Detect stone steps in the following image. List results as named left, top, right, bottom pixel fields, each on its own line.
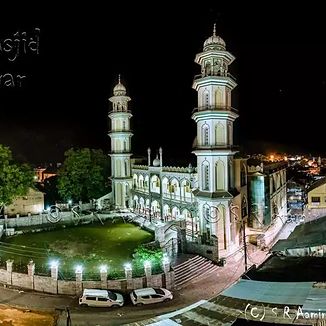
left=173, top=255, right=219, bottom=289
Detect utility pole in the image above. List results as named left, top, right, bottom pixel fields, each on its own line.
left=231, top=203, right=248, bottom=272
left=243, top=216, right=248, bottom=272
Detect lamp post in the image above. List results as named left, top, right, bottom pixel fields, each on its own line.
left=242, top=216, right=248, bottom=272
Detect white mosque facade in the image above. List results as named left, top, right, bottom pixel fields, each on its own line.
left=108, top=27, right=249, bottom=262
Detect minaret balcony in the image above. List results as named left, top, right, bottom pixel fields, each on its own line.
left=192, top=106, right=238, bottom=114
left=109, top=150, right=132, bottom=154
left=193, top=72, right=237, bottom=82
left=108, top=130, right=133, bottom=135
left=192, top=144, right=239, bottom=151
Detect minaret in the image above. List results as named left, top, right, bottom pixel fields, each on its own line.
left=192, top=25, right=239, bottom=254
left=108, top=76, right=133, bottom=208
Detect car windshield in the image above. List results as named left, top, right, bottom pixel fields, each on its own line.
left=154, top=288, right=165, bottom=295
left=107, top=291, right=117, bottom=300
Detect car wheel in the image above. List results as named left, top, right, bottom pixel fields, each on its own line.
left=112, top=304, right=120, bottom=308
left=136, top=303, right=143, bottom=306
left=80, top=303, right=88, bottom=307
left=163, top=298, right=171, bottom=302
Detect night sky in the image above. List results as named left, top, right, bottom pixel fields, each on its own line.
left=1, top=4, right=326, bottom=165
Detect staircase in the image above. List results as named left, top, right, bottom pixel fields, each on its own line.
left=173, top=255, right=219, bottom=289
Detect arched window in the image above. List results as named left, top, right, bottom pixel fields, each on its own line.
left=215, top=160, right=225, bottom=190
left=240, top=164, right=247, bottom=186
left=202, top=163, right=209, bottom=191
left=202, top=124, right=209, bottom=146
left=204, top=91, right=209, bottom=108
left=123, top=140, right=127, bottom=151
left=124, top=160, right=129, bottom=176
left=122, top=121, right=126, bottom=130
left=215, top=87, right=223, bottom=107
left=215, top=122, right=225, bottom=145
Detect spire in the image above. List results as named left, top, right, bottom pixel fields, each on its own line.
left=213, top=23, right=216, bottom=37
left=118, top=74, right=121, bottom=84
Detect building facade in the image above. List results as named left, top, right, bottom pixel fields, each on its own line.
left=4, top=187, right=44, bottom=216
left=247, top=159, right=287, bottom=246
left=108, top=27, right=249, bottom=261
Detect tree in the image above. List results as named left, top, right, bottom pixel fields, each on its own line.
left=0, top=145, right=34, bottom=215
left=57, top=148, right=110, bottom=203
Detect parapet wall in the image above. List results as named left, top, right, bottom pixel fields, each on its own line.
left=0, top=262, right=174, bottom=295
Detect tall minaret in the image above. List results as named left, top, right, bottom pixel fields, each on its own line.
left=108, top=76, right=133, bottom=208
left=192, top=25, right=239, bottom=254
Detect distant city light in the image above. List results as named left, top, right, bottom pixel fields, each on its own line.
left=68, top=199, right=72, bottom=205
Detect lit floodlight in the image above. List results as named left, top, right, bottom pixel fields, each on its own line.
left=75, top=265, right=83, bottom=273
left=49, top=260, right=59, bottom=269
left=124, top=263, right=132, bottom=270
left=143, top=260, right=151, bottom=268
left=68, top=199, right=72, bottom=205
left=99, top=265, right=107, bottom=273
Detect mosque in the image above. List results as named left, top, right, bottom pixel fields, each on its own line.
left=107, top=26, right=252, bottom=262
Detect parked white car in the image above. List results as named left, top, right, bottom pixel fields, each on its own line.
left=130, top=287, right=173, bottom=306
left=79, top=289, right=124, bottom=307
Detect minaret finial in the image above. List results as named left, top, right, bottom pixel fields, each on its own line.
left=213, top=23, right=216, bottom=37
left=118, top=74, right=121, bottom=84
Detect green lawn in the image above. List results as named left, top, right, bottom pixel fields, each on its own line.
left=0, top=219, right=154, bottom=278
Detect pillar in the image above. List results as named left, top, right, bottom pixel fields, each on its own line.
left=6, top=259, right=13, bottom=285
left=144, top=261, right=152, bottom=278
left=51, top=265, right=58, bottom=280
left=147, top=147, right=151, bottom=167
left=159, top=147, right=163, bottom=167
left=100, top=270, right=108, bottom=289
left=27, top=260, right=35, bottom=277
left=27, top=260, right=35, bottom=290
left=124, top=264, right=133, bottom=290
left=75, top=267, right=83, bottom=295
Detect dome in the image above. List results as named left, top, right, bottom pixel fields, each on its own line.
left=113, top=75, right=126, bottom=96
left=153, top=155, right=160, bottom=167
left=203, top=24, right=226, bottom=51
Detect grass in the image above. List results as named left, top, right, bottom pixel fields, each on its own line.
left=0, top=219, right=154, bottom=278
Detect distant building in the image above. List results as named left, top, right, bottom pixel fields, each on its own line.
left=247, top=159, right=288, bottom=246
left=4, top=187, right=44, bottom=216
left=307, top=178, right=326, bottom=210
left=287, top=180, right=304, bottom=211
left=34, top=163, right=61, bottom=183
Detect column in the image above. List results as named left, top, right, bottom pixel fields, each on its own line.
left=27, top=260, right=35, bottom=290
left=100, top=265, right=108, bottom=289
left=6, top=259, right=13, bottom=285
left=75, top=266, right=83, bottom=295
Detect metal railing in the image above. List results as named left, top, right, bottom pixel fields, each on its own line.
left=192, top=105, right=238, bottom=114
left=193, top=144, right=240, bottom=151
left=193, top=72, right=237, bottom=82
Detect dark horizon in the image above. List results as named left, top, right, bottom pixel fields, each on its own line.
left=1, top=4, right=326, bottom=164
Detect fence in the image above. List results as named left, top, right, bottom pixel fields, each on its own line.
left=0, top=260, right=174, bottom=295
